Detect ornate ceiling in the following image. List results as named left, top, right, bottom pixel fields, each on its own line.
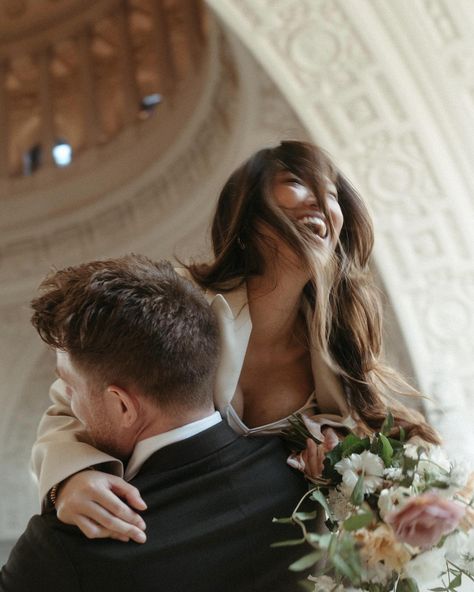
left=0, top=0, right=206, bottom=177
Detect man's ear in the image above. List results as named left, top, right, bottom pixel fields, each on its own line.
left=104, top=385, right=139, bottom=428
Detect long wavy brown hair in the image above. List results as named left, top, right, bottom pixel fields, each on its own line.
left=187, top=140, right=439, bottom=443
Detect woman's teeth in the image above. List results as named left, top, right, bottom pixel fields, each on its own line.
left=299, top=216, right=328, bottom=238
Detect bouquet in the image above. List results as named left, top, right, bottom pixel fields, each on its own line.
left=275, top=413, right=474, bottom=592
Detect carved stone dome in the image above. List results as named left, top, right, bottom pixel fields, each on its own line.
left=0, top=0, right=207, bottom=178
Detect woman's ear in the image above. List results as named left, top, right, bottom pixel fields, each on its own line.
left=104, top=385, right=139, bottom=428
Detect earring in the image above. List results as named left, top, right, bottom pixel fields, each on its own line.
left=237, top=236, right=246, bottom=250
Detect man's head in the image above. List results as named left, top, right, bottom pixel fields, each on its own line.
left=31, top=255, right=220, bottom=460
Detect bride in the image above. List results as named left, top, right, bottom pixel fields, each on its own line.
left=32, top=140, right=439, bottom=542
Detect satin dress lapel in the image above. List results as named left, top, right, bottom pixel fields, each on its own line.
left=208, top=284, right=252, bottom=411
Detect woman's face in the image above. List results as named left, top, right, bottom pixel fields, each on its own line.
left=271, top=170, right=344, bottom=248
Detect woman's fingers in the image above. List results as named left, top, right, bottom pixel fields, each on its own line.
left=81, top=500, right=147, bottom=543
left=55, top=470, right=147, bottom=543
left=304, top=438, right=323, bottom=479
left=74, top=516, right=130, bottom=542
left=92, top=484, right=147, bottom=530
left=108, top=476, right=147, bottom=511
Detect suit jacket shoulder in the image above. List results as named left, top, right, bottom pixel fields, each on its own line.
left=2, top=423, right=308, bottom=592
left=0, top=514, right=81, bottom=592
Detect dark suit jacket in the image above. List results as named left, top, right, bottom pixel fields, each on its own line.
left=0, top=422, right=310, bottom=592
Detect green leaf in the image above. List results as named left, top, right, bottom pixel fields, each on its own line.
left=307, top=532, right=332, bottom=548
left=331, top=553, right=359, bottom=581
left=343, top=510, right=373, bottom=531
left=310, top=489, right=334, bottom=520
left=388, top=437, right=404, bottom=451
left=341, top=435, right=370, bottom=457
left=272, top=516, right=293, bottom=524
left=378, top=433, right=394, bottom=466
left=293, top=510, right=317, bottom=521
left=271, top=537, right=305, bottom=548
left=288, top=551, right=323, bottom=572
left=325, top=443, right=343, bottom=466
left=397, top=578, right=420, bottom=592
left=297, top=581, right=314, bottom=592
left=449, top=573, right=462, bottom=589
left=350, top=473, right=365, bottom=506
left=429, top=588, right=448, bottom=592
left=399, top=426, right=406, bottom=442
left=381, top=412, right=394, bottom=436
left=402, top=454, right=418, bottom=475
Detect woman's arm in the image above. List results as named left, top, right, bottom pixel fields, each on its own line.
left=32, top=379, right=122, bottom=500
left=32, top=379, right=147, bottom=542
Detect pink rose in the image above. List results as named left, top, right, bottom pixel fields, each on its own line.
left=287, top=428, right=339, bottom=480
left=386, top=492, right=465, bottom=549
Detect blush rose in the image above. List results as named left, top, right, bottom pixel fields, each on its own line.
left=386, top=492, right=465, bottom=549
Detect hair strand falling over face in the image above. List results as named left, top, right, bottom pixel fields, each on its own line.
left=186, top=141, right=439, bottom=444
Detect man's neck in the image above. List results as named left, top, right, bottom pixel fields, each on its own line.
left=135, top=404, right=217, bottom=444
left=123, top=405, right=220, bottom=481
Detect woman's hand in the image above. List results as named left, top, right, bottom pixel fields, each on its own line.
left=287, top=429, right=340, bottom=481
left=55, top=470, right=148, bottom=543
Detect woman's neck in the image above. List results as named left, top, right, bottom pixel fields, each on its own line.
left=246, top=266, right=309, bottom=349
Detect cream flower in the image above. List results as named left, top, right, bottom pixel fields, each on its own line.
left=335, top=451, right=384, bottom=495
left=308, top=575, right=344, bottom=592
left=378, top=486, right=413, bottom=520
left=355, top=524, right=412, bottom=572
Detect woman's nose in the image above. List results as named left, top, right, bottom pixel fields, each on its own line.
left=303, top=189, right=318, bottom=207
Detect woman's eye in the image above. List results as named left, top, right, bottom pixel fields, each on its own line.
left=285, top=177, right=302, bottom=186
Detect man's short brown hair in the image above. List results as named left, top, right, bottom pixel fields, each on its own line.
left=31, top=255, right=219, bottom=410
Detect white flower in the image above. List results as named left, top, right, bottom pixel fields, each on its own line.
left=335, top=451, right=384, bottom=495
left=377, top=486, right=413, bottom=520
left=403, top=547, right=445, bottom=583
left=327, top=487, right=351, bottom=522
left=308, top=575, right=344, bottom=592
left=460, top=529, right=474, bottom=575
left=450, top=461, right=469, bottom=490
left=384, top=467, right=403, bottom=481
left=417, top=447, right=451, bottom=486
left=442, top=530, right=468, bottom=564
left=403, top=444, right=421, bottom=460
left=435, top=461, right=470, bottom=498
left=422, top=447, right=451, bottom=472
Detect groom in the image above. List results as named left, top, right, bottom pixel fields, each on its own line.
left=0, top=255, right=308, bottom=592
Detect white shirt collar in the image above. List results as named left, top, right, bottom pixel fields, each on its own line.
left=124, top=411, right=222, bottom=481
